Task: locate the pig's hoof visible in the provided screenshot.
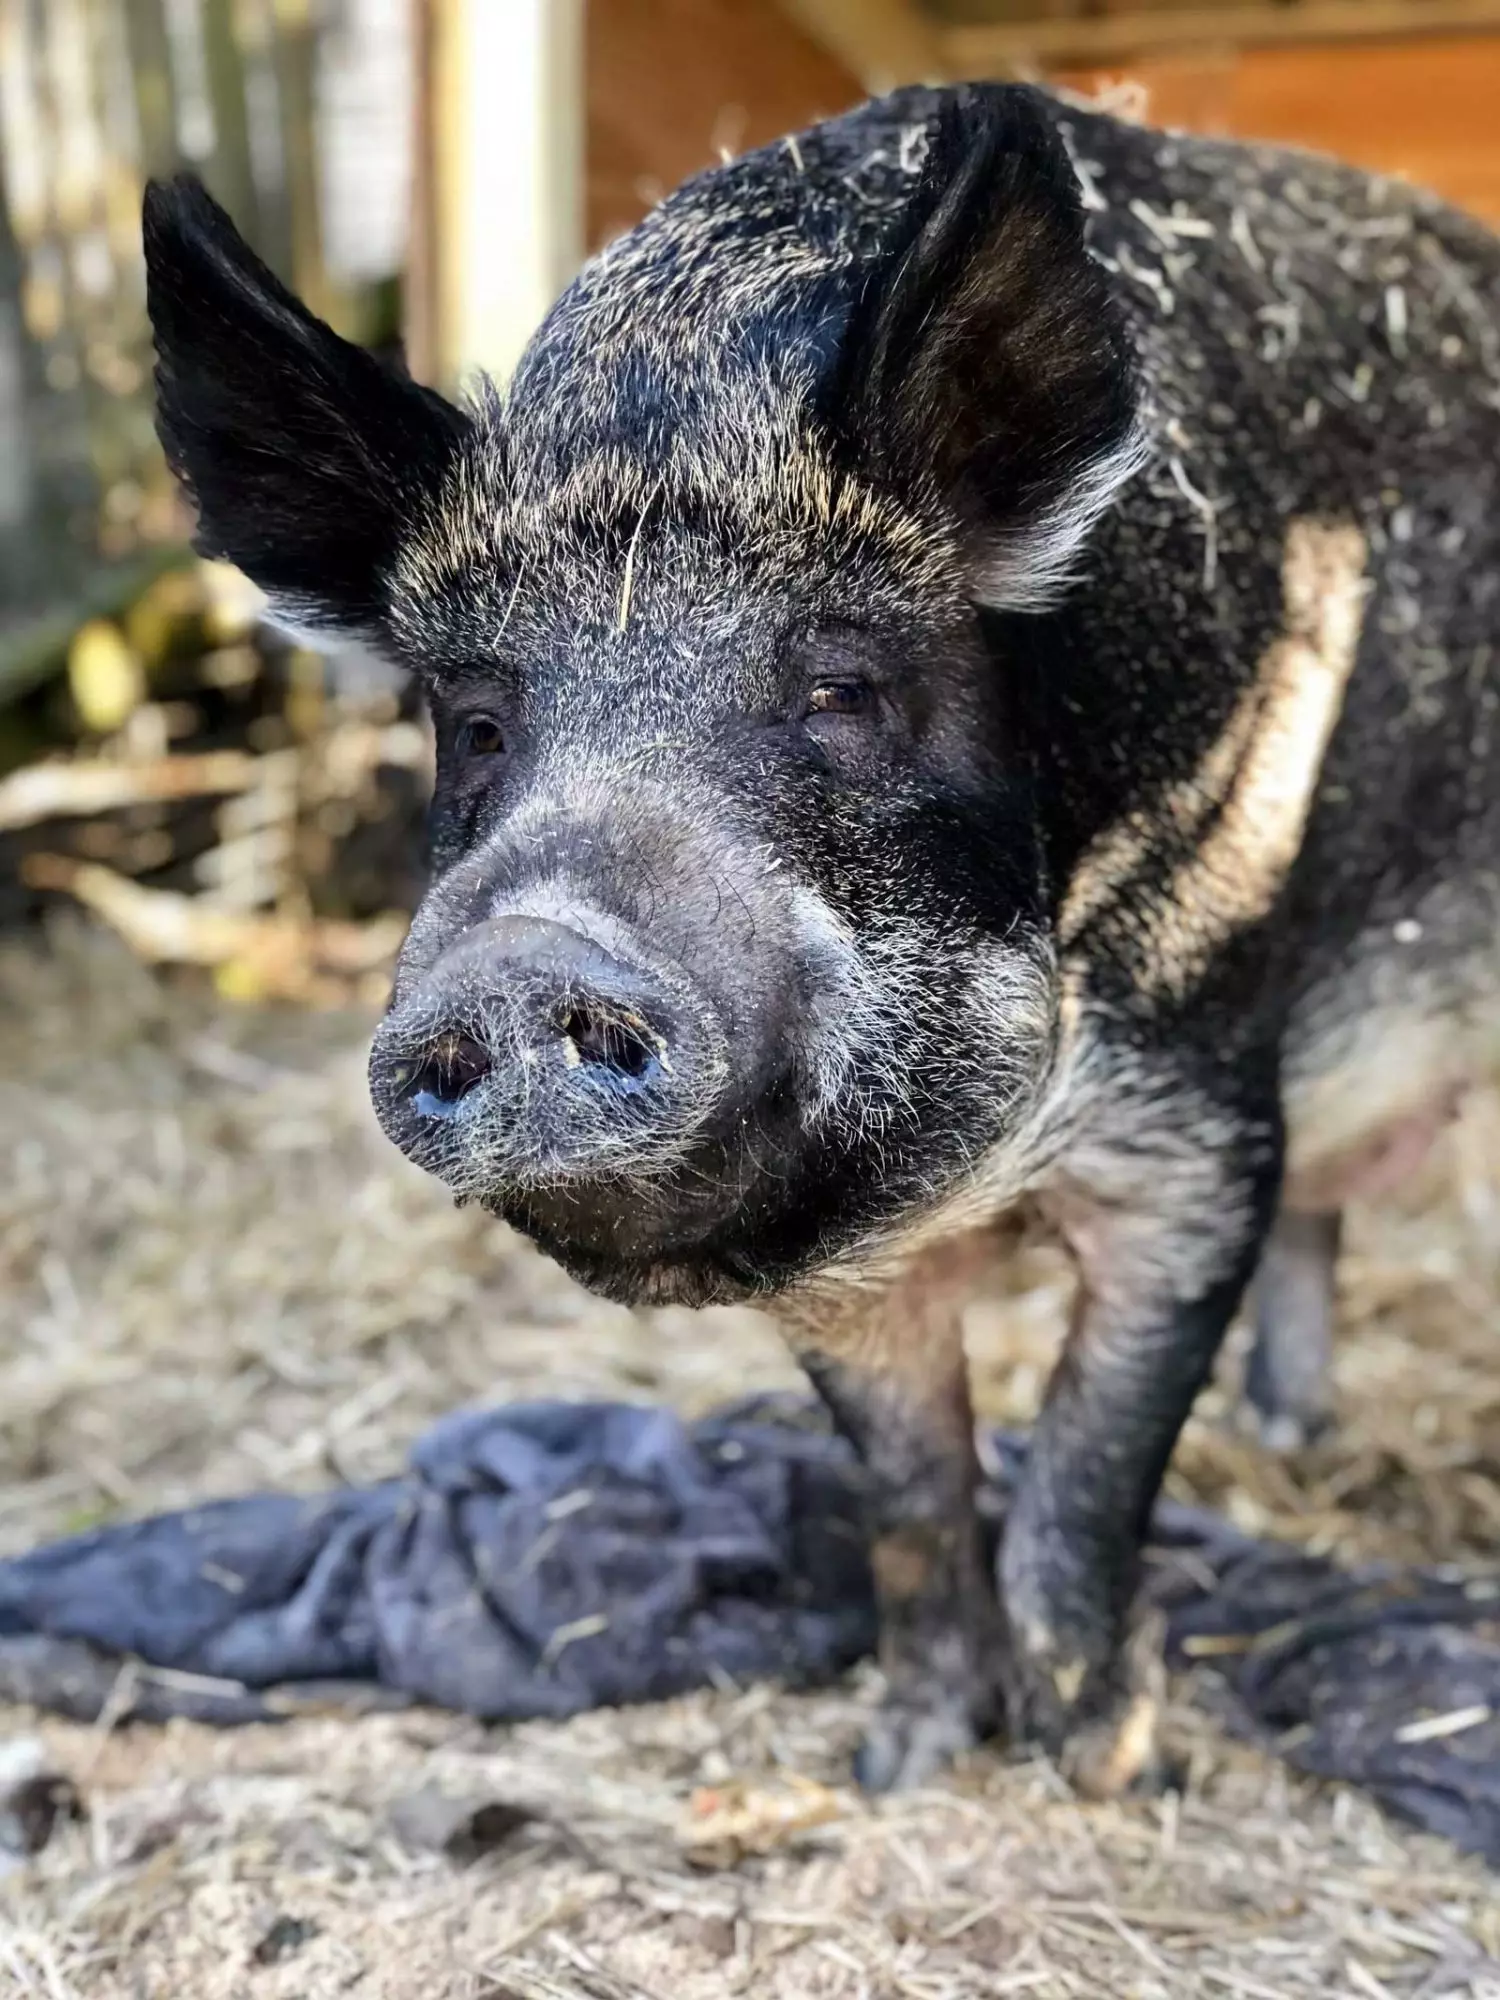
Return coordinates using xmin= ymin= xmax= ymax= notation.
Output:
xmin=852 ymin=1699 xmax=990 ymax=1794
xmin=1006 ymin=1617 xmax=1171 ymax=1800
xmin=1256 ymin=1408 xmax=1331 ymax=1454
xmin=1056 ymin=1691 xmax=1173 ymax=1801
xmin=1235 ymin=1396 xmax=1333 ymax=1455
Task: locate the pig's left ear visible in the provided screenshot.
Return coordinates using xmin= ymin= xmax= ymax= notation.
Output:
xmin=840 ymin=86 xmax=1143 ymax=611
xmin=144 ymin=175 xmax=473 ymax=643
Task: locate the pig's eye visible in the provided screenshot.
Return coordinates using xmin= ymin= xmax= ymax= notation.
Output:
xmin=804 ymin=679 xmax=874 ymax=719
xmin=458 ymin=715 xmax=506 ymax=756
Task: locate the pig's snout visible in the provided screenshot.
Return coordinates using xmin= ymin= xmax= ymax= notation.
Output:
xmin=369 ymin=912 xmax=727 ymax=1199
xmin=395 ymin=917 xmax=670 ymax=1113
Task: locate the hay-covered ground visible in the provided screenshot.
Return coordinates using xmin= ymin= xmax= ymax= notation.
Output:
xmin=2 ymin=922 xmax=1499 ymax=1999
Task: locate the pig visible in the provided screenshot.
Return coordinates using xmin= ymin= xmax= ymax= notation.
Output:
xmin=142 ymin=82 xmax=1500 ymax=1795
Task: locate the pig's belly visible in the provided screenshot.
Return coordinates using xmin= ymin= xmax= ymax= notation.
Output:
xmin=1281 ymin=982 xmax=1500 ymax=1213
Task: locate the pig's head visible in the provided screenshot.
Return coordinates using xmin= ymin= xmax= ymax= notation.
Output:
xmin=144 ymin=85 xmax=1141 ymax=1304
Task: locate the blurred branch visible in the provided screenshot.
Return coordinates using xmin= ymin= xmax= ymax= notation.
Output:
xmin=0 ymin=748 xmax=258 ymax=832
xmin=22 ymin=851 xmax=407 ymax=1002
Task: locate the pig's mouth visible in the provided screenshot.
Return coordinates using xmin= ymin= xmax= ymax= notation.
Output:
xmin=493 ymin=1131 xmax=797 ymax=1307
xmin=376 ymin=1046 xmax=800 ymax=1309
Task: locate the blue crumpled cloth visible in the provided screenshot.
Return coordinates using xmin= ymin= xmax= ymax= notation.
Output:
xmin=1 ymin=1393 xmax=1498 ymax=1866
xmin=0 ymin=1397 xmax=874 ymax=1723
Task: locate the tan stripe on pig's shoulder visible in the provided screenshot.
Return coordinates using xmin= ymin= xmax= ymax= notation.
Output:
xmin=1059 ymin=518 xmax=1369 ymax=997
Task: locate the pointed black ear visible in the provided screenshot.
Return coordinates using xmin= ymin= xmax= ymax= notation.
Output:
xmin=841 ymin=86 xmax=1142 ymax=610
xmin=143 ymin=176 xmax=472 ymax=640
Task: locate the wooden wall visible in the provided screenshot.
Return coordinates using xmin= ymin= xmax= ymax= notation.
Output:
xmin=1060 ymin=34 xmax=1500 ymax=222
xmin=585 ymin=0 xmax=860 ymax=249
xmin=586 ymin=6 xmax=1500 ymax=238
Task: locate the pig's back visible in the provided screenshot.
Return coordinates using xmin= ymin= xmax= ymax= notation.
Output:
xmin=1044 ymin=101 xmax=1500 ymax=1179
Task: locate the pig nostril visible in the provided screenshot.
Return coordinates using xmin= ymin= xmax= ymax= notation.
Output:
xmin=404 ymin=1033 xmax=491 ymax=1115
xmin=557 ymin=1001 xmax=660 ymax=1082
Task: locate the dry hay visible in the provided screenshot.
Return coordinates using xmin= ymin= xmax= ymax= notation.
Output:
xmin=2 ymin=921 xmax=1499 ymax=1999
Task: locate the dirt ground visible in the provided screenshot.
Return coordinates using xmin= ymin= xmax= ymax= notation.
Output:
xmin=3 ymin=921 xmax=1500 ymax=2000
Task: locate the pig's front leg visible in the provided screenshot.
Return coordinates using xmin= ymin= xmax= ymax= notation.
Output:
xmin=779 ymin=1233 xmax=1006 ymax=1792
xmin=1007 ymin=1125 xmax=1279 ymax=1796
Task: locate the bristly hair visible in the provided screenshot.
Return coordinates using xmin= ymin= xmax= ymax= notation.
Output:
xmin=389 ymin=86 xmax=1144 ymax=639
xmin=146 ymin=86 xmax=1143 ymax=645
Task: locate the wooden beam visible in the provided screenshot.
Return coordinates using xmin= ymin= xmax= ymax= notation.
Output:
xmin=943 ymin=1 xmax=1500 ymax=74
xmin=775 ymin=0 xmax=946 ymax=89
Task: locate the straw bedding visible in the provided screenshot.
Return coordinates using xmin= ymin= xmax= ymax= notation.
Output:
xmin=2 ymin=921 xmax=1499 ymax=1998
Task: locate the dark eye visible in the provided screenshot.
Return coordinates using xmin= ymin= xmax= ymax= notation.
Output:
xmin=804 ymin=679 xmax=874 ymax=719
xmin=459 ymin=715 xmax=506 ymax=756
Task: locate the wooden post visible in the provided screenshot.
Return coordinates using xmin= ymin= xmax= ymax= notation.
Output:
xmin=411 ymin=0 xmax=583 ymax=395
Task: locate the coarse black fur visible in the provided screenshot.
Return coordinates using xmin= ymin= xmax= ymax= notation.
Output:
xmin=144 ymin=82 xmax=1500 ymax=1794
xmin=143 ymin=175 xmax=473 ymax=636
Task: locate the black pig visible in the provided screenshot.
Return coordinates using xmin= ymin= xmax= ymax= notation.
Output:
xmin=143 ymin=84 xmax=1500 ymax=1793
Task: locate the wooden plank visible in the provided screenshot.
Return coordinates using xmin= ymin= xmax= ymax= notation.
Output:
xmin=944 ymin=1 xmax=1500 ymax=71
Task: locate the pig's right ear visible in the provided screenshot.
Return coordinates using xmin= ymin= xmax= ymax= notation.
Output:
xmin=840 ymin=86 xmax=1144 ymax=612
xmin=143 ymin=176 xmax=472 ymax=642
